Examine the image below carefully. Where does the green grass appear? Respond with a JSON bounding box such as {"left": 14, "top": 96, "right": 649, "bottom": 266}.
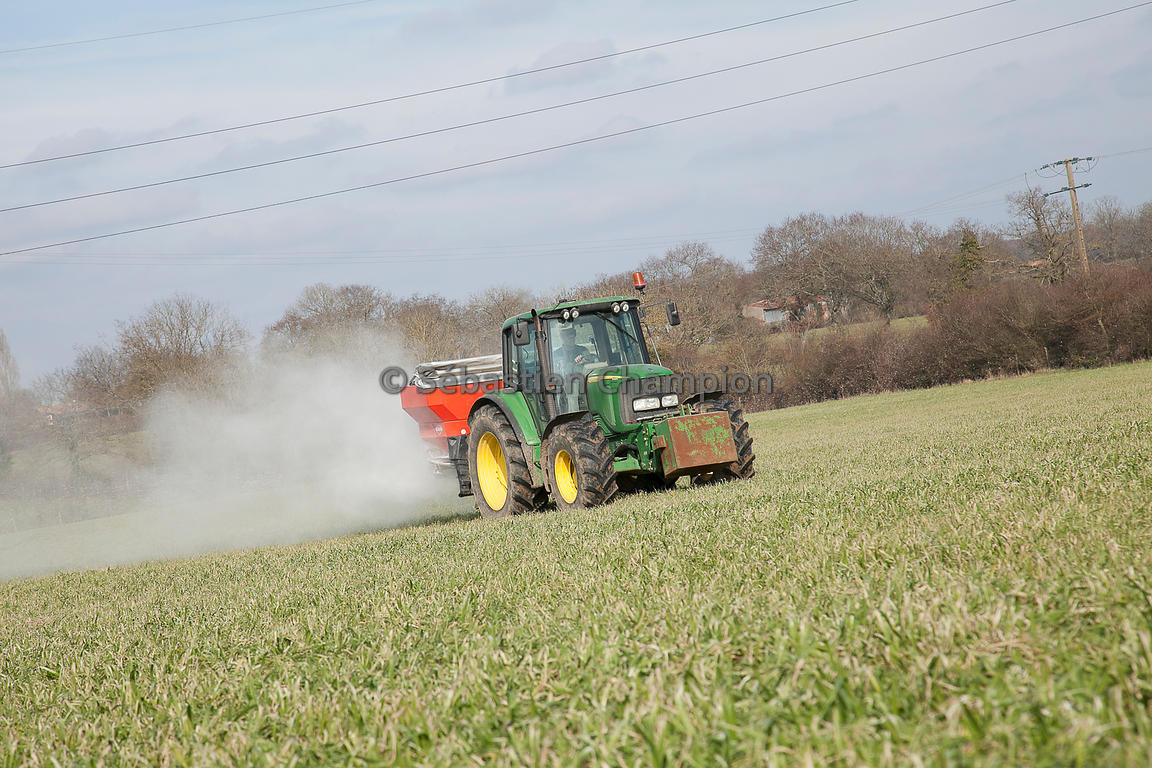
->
{"left": 2, "top": 362, "right": 1152, "bottom": 766}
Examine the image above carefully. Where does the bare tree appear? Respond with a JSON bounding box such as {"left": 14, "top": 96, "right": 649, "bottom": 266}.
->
{"left": 461, "top": 286, "right": 539, "bottom": 353}
{"left": 0, "top": 332, "right": 44, "bottom": 481}
{"left": 1007, "top": 187, "right": 1075, "bottom": 282}
{"left": 0, "top": 328, "right": 18, "bottom": 402}
{"left": 1088, "top": 196, "right": 1130, "bottom": 262}
{"left": 67, "top": 344, "right": 129, "bottom": 409}
{"left": 268, "top": 284, "right": 391, "bottom": 339}
{"left": 636, "top": 241, "right": 745, "bottom": 346}
{"left": 112, "top": 295, "right": 249, "bottom": 404}
{"left": 754, "top": 213, "right": 913, "bottom": 321}
{"left": 753, "top": 213, "right": 833, "bottom": 273}
{"left": 265, "top": 283, "right": 395, "bottom": 355}
{"left": 570, "top": 271, "right": 635, "bottom": 300}
{"left": 832, "top": 214, "right": 914, "bottom": 319}
{"left": 753, "top": 213, "right": 850, "bottom": 317}
{"left": 1137, "top": 203, "right": 1152, "bottom": 264}
{"left": 0, "top": 329, "right": 21, "bottom": 480}
{"left": 390, "top": 294, "right": 469, "bottom": 361}
{"left": 31, "top": 370, "right": 70, "bottom": 407}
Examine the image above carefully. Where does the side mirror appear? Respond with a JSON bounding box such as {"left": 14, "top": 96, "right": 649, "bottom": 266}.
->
{"left": 512, "top": 319, "right": 532, "bottom": 346}
{"left": 666, "top": 302, "right": 681, "bottom": 326}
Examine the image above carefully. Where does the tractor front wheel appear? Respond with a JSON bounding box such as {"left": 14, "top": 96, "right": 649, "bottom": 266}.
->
{"left": 544, "top": 418, "right": 619, "bottom": 510}
{"left": 468, "top": 406, "right": 542, "bottom": 518}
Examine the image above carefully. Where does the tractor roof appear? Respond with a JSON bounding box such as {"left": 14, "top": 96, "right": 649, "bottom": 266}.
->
{"left": 501, "top": 296, "right": 640, "bottom": 329}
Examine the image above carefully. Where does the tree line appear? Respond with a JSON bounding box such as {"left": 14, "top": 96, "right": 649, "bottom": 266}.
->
{"left": 1, "top": 190, "right": 1150, "bottom": 440}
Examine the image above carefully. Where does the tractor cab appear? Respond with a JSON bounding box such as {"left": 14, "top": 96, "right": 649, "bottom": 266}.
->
{"left": 501, "top": 298, "right": 654, "bottom": 430}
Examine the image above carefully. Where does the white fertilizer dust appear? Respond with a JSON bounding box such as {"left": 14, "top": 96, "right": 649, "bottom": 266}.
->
{"left": 0, "top": 341, "right": 453, "bottom": 580}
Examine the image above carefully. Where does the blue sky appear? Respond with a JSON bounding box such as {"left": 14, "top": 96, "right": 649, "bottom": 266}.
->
{"left": 2, "top": 0, "right": 1151, "bottom": 380}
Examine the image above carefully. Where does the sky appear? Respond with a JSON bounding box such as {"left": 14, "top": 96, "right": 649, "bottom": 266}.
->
{"left": 2, "top": 0, "right": 1151, "bottom": 381}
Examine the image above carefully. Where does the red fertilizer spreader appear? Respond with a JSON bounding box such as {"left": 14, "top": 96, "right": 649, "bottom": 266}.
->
{"left": 399, "top": 354, "right": 503, "bottom": 474}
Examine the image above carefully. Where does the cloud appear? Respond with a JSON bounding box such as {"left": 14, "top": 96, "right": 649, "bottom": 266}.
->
{"left": 402, "top": 0, "right": 558, "bottom": 37}
{"left": 503, "top": 39, "right": 617, "bottom": 94}
{"left": 17, "top": 116, "right": 204, "bottom": 166}
{"left": 1113, "top": 57, "right": 1152, "bottom": 99}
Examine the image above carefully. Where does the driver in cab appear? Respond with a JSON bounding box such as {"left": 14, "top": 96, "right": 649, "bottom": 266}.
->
{"left": 553, "top": 324, "right": 599, "bottom": 411}
{"left": 555, "top": 324, "right": 592, "bottom": 372}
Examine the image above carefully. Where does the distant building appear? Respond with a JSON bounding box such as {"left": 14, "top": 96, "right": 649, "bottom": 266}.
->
{"left": 742, "top": 296, "right": 831, "bottom": 328}
{"left": 742, "top": 299, "right": 789, "bottom": 326}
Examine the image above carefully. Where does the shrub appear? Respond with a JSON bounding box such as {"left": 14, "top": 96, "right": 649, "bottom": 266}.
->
{"left": 769, "top": 265, "right": 1152, "bottom": 408}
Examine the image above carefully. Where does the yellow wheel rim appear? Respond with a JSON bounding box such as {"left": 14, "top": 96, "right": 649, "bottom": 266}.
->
{"left": 476, "top": 432, "right": 508, "bottom": 510}
{"left": 554, "top": 449, "right": 579, "bottom": 505}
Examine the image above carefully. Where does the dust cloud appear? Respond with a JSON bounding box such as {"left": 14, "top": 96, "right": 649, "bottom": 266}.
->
{"left": 0, "top": 336, "right": 458, "bottom": 581}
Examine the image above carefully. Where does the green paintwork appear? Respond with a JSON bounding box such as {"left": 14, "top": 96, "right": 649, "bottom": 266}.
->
{"left": 586, "top": 363, "right": 674, "bottom": 434}
{"left": 484, "top": 391, "right": 541, "bottom": 447}
{"left": 611, "top": 455, "right": 642, "bottom": 473}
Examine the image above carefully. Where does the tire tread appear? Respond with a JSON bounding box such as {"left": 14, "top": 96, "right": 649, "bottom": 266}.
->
{"left": 468, "top": 406, "right": 545, "bottom": 517}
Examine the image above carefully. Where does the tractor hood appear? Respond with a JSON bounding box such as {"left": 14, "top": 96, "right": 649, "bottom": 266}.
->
{"left": 586, "top": 363, "right": 674, "bottom": 387}
{"left": 585, "top": 364, "right": 681, "bottom": 429}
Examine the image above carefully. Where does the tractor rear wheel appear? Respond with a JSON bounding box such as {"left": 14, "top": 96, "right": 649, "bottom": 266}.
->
{"left": 468, "top": 406, "right": 542, "bottom": 518}
{"left": 690, "top": 396, "right": 755, "bottom": 485}
{"left": 544, "top": 418, "right": 619, "bottom": 510}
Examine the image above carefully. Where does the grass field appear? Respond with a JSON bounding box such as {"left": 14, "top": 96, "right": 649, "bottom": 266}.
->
{"left": 2, "top": 362, "right": 1151, "bottom": 766}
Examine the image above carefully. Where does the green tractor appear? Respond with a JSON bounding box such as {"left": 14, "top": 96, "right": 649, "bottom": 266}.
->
{"left": 401, "top": 287, "right": 756, "bottom": 517}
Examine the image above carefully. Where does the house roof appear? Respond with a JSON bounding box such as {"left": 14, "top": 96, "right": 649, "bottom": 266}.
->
{"left": 747, "top": 299, "right": 788, "bottom": 311}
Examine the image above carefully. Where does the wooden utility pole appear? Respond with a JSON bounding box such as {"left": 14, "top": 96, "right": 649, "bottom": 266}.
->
{"left": 1041, "top": 157, "right": 1093, "bottom": 272}
{"left": 1062, "top": 160, "right": 1090, "bottom": 272}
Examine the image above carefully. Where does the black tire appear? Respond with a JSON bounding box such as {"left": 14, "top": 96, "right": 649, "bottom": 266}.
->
{"left": 690, "top": 396, "right": 755, "bottom": 485}
{"left": 543, "top": 418, "right": 619, "bottom": 510}
{"left": 467, "top": 406, "right": 543, "bottom": 518}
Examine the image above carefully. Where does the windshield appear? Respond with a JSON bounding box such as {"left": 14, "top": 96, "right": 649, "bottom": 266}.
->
{"left": 547, "top": 309, "right": 648, "bottom": 412}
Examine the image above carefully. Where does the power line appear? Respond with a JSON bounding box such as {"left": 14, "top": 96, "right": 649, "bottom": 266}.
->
{"left": 898, "top": 139, "right": 1152, "bottom": 220}
{"left": 6, "top": 232, "right": 762, "bottom": 266}
{"left": 0, "top": 0, "right": 859, "bottom": 169}
{"left": 908, "top": 198, "right": 1016, "bottom": 219}
{"left": 25, "top": 228, "right": 763, "bottom": 257}
{"left": 4, "top": 2, "right": 1148, "bottom": 259}
{"left": 0, "top": 1, "right": 1017, "bottom": 214}
{"left": 13, "top": 230, "right": 764, "bottom": 265}
{"left": 895, "top": 173, "right": 1029, "bottom": 217}
{"left": 1096, "top": 145, "right": 1152, "bottom": 159}
{"left": 0, "top": 0, "right": 385, "bottom": 55}
{"left": 11, "top": 242, "right": 754, "bottom": 267}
